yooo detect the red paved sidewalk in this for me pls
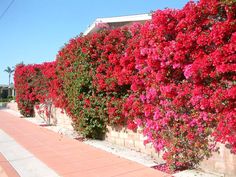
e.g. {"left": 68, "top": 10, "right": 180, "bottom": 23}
{"left": 0, "top": 110, "right": 169, "bottom": 177}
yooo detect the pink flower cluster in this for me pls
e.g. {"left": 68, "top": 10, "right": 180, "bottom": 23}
{"left": 123, "top": 0, "right": 236, "bottom": 168}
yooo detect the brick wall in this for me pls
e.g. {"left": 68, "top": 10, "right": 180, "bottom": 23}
{"left": 200, "top": 143, "right": 236, "bottom": 177}
{"left": 53, "top": 106, "right": 74, "bottom": 131}
{"left": 105, "top": 125, "right": 236, "bottom": 177}
{"left": 34, "top": 104, "right": 74, "bottom": 131}
{"left": 105, "top": 126, "right": 165, "bottom": 163}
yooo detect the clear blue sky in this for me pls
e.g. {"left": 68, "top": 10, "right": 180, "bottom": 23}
{"left": 0, "top": 0, "right": 189, "bottom": 85}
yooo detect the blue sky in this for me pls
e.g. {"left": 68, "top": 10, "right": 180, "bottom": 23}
{"left": 0, "top": 0, "right": 189, "bottom": 84}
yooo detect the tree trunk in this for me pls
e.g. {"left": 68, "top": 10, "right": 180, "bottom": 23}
{"left": 8, "top": 74, "right": 10, "bottom": 98}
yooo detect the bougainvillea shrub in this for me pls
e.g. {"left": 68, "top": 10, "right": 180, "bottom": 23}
{"left": 93, "top": 26, "right": 142, "bottom": 125}
{"left": 14, "top": 64, "right": 42, "bottom": 116}
{"left": 123, "top": 0, "right": 236, "bottom": 170}
{"left": 14, "top": 62, "right": 55, "bottom": 117}
{"left": 14, "top": 0, "right": 236, "bottom": 171}
{"left": 54, "top": 27, "right": 141, "bottom": 138}
{"left": 14, "top": 64, "right": 35, "bottom": 116}
{"left": 55, "top": 33, "right": 107, "bottom": 138}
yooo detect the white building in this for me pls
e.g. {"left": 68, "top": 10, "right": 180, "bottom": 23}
{"left": 84, "top": 13, "right": 151, "bottom": 35}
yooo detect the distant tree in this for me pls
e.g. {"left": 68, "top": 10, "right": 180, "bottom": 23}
{"left": 4, "top": 66, "right": 14, "bottom": 86}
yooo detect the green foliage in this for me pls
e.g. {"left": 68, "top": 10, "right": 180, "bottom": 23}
{"left": 72, "top": 94, "right": 107, "bottom": 139}
{"left": 60, "top": 45, "right": 108, "bottom": 139}
{"left": 0, "top": 97, "right": 13, "bottom": 102}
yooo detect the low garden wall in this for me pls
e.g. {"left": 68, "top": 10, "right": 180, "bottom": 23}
{"left": 200, "top": 144, "right": 236, "bottom": 177}
{"left": 105, "top": 126, "right": 164, "bottom": 163}
{"left": 6, "top": 101, "right": 18, "bottom": 112}
{"left": 34, "top": 104, "right": 74, "bottom": 131}
{"left": 105, "top": 125, "right": 236, "bottom": 177}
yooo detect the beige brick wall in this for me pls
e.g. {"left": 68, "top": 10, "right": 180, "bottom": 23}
{"left": 105, "top": 125, "right": 236, "bottom": 177}
{"left": 34, "top": 104, "right": 74, "bottom": 131}
{"left": 53, "top": 106, "right": 74, "bottom": 130}
{"left": 200, "top": 143, "right": 236, "bottom": 177}
{"left": 105, "top": 126, "right": 164, "bottom": 163}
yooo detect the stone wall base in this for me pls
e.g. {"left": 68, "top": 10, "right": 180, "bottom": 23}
{"left": 6, "top": 101, "right": 18, "bottom": 112}
{"left": 34, "top": 104, "right": 74, "bottom": 131}
{"left": 200, "top": 143, "right": 236, "bottom": 177}
{"left": 105, "top": 126, "right": 236, "bottom": 177}
{"left": 105, "top": 126, "right": 165, "bottom": 164}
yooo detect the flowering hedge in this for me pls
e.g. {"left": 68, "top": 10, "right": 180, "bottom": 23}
{"left": 14, "top": 0, "right": 236, "bottom": 170}
{"left": 54, "top": 27, "right": 141, "bottom": 138}
{"left": 14, "top": 62, "right": 55, "bottom": 117}
{"left": 123, "top": 0, "right": 236, "bottom": 169}
{"left": 55, "top": 32, "right": 108, "bottom": 138}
